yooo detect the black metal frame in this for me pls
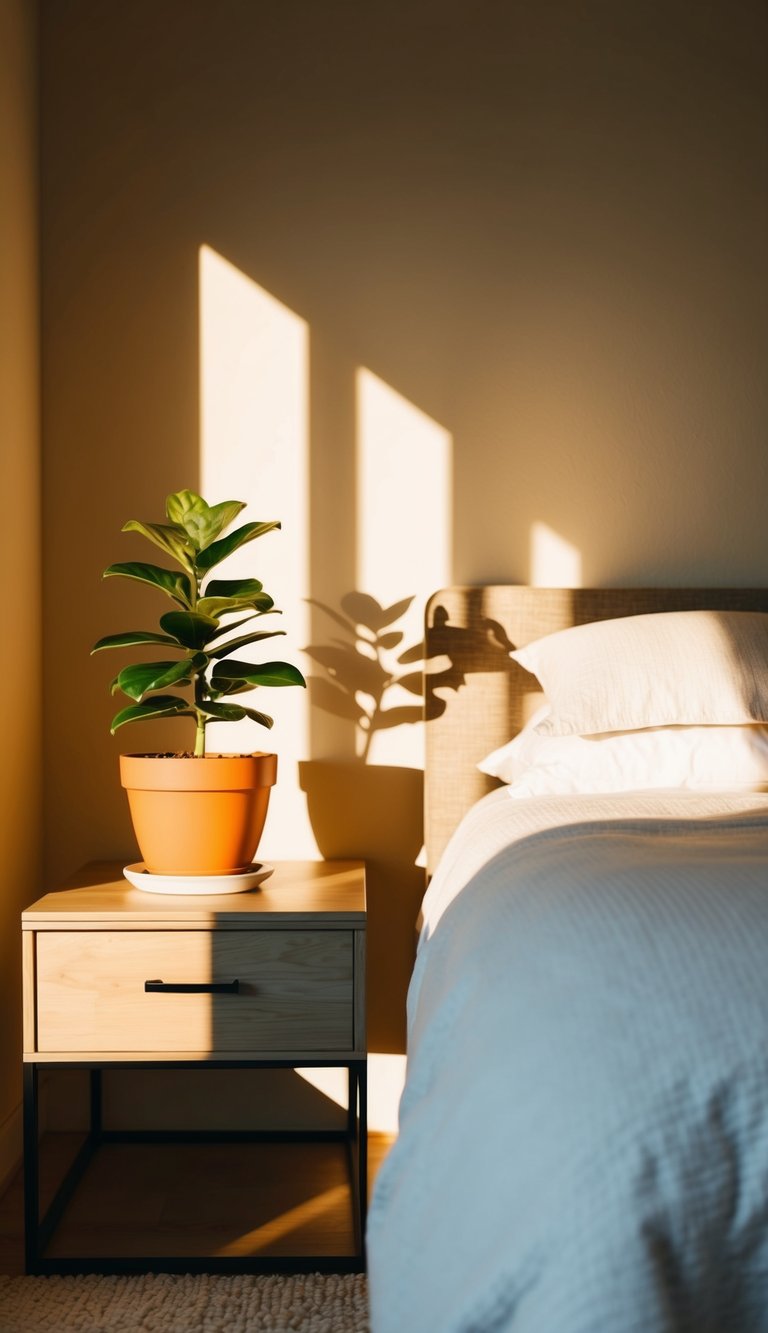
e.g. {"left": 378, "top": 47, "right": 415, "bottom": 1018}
{"left": 24, "top": 1057, "right": 367, "bottom": 1275}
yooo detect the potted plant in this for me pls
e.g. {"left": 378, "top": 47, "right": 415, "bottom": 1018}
{"left": 92, "top": 489, "right": 305, "bottom": 877}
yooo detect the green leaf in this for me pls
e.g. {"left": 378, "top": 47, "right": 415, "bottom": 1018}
{"left": 103, "top": 562, "right": 192, "bottom": 607}
{"left": 204, "top": 500, "right": 248, "bottom": 541}
{"left": 113, "top": 657, "right": 201, "bottom": 701}
{"left": 209, "top": 629, "right": 286, "bottom": 660}
{"left": 211, "top": 659, "right": 306, "bottom": 689}
{"left": 195, "top": 521, "right": 281, "bottom": 573}
{"left": 159, "top": 610, "right": 220, "bottom": 649}
{"left": 122, "top": 520, "right": 194, "bottom": 569}
{"left": 166, "top": 490, "right": 205, "bottom": 526}
{"left": 203, "top": 578, "right": 264, "bottom": 599}
{"left": 197, "top": 591, "right": 274, "bottom": 619}
{"left": 210, "top": 678, "right": 255, "bottom": 697}
{"left": 91, "top": 630, "right": 180, "bottom": 653}
{"left": 206, "top": 612, "right": 280, "bottom": 645}
{"left": 199, "top": 700, "right": 274, "bottom": 728}
{"left": 165, "top": 492, "right": 246, "bottom": 551}
{"left": 110, "top": 694, "right": 193, "bottom": 734}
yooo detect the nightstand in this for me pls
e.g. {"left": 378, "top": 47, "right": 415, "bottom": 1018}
{"left": 22, "top": 859, "right": 366, "bottom": 1275}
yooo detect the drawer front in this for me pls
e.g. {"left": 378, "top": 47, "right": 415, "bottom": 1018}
{"left": 36, "top": 930, "right": 353, "bottom": 1054}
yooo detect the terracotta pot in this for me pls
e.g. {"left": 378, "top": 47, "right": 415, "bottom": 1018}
{"left": 120, "top": 752, "right": 278, "bottom": 875}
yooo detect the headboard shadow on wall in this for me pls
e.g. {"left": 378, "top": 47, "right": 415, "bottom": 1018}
{"left": 423, "top": 586, "right": 768, "bottom": 877}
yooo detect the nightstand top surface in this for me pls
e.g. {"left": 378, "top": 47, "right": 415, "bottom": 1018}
{"left": 23, "top": 860, "right": 366, "bottom": 927}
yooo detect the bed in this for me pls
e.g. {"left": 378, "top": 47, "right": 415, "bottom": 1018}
{"left": 367, "top": 587, "right": 768, "bottom": 1333}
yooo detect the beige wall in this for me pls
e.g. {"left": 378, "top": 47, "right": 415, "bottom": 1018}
{"left": 38, "top": 1, "right": 767, "bottom": 1075}
{"left": 0, "top": 0, "right": 41, "bottom": 1179}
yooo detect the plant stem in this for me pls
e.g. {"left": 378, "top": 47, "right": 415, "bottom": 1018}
{"left": 194, "top": 713, "right": 206, "bottom": 757}
{"left": 193, "top": 659, "right": 206, "bottom": 756}
{"left": 189, "top": 558, "right": 209, "bottom": 756}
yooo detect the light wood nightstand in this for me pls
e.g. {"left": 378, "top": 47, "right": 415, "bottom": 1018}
{"left": 22, "top": 859, "right": 367, "bottom": 1275}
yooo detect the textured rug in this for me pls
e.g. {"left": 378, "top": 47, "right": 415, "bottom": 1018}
{"left": 0, "top": 1273, "right": 369, "bottom": 1333}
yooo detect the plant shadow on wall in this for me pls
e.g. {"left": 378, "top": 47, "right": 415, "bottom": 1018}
{"left": 422, "top": 599, "right": 518, "bottom": 721}
{"left": 298, "top": 591, "right": 518, "bottom": 1052}
{"left": 299, "top": 592, "right": 430, "bottom": 1054}
{"left": 304, "top": 592, "right": 425, "bottom": 759}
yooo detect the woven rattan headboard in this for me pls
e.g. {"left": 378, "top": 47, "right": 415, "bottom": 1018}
{"left": 423, "top": 586, "right": 768, "bottom": 876}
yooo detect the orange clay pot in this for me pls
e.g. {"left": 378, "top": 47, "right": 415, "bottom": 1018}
{"left": 120, "top": 753, "right": 278, "bottom": 875}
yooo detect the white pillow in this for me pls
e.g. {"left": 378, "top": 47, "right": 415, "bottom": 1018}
{"left": 510, "top": 610, "right": 768, "bottom": 737}
{"left": 478, "top": 707, "right": 768, "bottom": 796}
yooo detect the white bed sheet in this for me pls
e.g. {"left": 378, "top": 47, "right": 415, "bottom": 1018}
{"left": 368, "top": 788, "right": 768, "bottom": 1333}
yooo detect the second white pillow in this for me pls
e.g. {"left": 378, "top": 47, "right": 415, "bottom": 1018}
{"left": 479, "top": 709, "right": 768, "bottom": 796}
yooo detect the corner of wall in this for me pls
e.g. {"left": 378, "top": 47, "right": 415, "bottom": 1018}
{"left": 0, "top": 0, "right": 42, "bottom": 1178}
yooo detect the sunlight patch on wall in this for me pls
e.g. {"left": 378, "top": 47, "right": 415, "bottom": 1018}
{"left": 199, "top": 245, "right": 318, "bottom": 858}
{"left": 356, "top": 369, "right": 452, "bottom": 767}
{"left": 529, "top": 521, "right": 582, "bottom": 587}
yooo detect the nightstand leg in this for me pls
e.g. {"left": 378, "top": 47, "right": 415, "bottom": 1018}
{"left": 23, "top": 1064, "right": 40, "bottom": 1273}
{"left": 347, "top": 1065, "right": 357, "bottom": 1139}
{"left": 358, "top": 1062, "right": 368, "bottom": 1245}
{"left": 346, "top": 1062, "right": 368, "bottom": 1263}
{"left": 28, "top": 1066, "right": 102, "bottom": 1270}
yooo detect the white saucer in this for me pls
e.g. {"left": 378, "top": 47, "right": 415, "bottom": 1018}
{"left": 123, "top": 862, "right": 274, "bottom": 896}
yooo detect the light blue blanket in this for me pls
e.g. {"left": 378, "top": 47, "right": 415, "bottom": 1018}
{"left": 368, "top": 790, "right": 768, "bottom": 1332}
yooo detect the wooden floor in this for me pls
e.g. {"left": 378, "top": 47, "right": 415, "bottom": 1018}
{"left": 0, "top": 1132, "right": 394, "bottom": 1273}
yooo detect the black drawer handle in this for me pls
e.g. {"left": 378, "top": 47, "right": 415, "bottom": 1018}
{"left": 144, "top": 979, "right": 240, "bottom": 994}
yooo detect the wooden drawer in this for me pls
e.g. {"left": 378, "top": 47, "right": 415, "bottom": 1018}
{"left": 36, "top": 929, "right": 354, "bottom": 1054}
